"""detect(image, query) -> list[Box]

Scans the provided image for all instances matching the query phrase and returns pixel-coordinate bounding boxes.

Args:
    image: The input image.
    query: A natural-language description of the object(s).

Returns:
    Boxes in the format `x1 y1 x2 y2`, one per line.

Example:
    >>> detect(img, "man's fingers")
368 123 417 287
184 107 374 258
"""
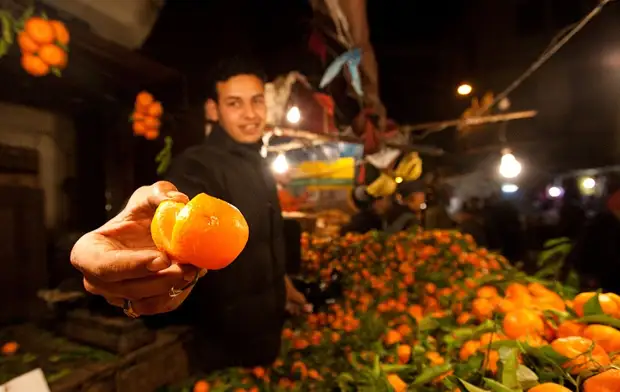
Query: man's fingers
105 295 183 316
83 265 190 300
76 240 171 283
147 181 189 211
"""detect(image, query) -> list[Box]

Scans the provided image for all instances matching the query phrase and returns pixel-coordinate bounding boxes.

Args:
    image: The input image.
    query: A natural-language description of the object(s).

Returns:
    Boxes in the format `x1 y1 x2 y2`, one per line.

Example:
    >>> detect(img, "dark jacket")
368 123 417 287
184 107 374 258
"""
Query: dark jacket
163 125 287 370
340 209 383 235
384 204 419 234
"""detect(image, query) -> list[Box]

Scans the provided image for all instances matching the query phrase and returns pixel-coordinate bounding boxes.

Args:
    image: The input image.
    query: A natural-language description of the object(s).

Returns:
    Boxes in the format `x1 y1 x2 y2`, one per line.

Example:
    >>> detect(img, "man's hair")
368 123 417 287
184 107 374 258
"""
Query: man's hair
205 56 267 101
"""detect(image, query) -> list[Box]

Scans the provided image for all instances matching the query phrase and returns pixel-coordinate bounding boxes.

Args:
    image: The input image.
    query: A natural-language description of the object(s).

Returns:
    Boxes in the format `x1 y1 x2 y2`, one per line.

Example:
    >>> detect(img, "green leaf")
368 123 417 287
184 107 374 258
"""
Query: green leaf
22 353 37 363
47 368 72 383
458 378 491 392
577 314 620 329
0 12 13 44
418 316 440 331
0 39 8 58
499 347 519 389
583 293 604 316
526 344 569 367
371 354 381 377
483 378 519 392
485 340 520 350
20 7 34 25
51 67 62 77
516 365 539 390
411 363 453 386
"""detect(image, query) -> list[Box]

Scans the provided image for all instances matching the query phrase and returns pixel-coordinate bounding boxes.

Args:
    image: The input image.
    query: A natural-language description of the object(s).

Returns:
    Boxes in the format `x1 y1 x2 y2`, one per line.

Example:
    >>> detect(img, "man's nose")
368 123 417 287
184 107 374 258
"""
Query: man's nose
242 102 259 119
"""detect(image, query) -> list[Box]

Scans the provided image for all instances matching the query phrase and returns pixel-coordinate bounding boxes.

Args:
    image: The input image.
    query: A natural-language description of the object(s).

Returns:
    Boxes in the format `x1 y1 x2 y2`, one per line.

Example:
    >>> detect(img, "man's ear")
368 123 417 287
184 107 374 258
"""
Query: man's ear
205 99 219 122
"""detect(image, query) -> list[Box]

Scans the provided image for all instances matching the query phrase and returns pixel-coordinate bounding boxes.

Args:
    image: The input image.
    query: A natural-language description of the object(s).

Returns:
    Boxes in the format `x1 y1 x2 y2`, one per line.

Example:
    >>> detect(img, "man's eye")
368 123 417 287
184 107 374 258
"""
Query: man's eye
253 97 265 104
228 101 240 107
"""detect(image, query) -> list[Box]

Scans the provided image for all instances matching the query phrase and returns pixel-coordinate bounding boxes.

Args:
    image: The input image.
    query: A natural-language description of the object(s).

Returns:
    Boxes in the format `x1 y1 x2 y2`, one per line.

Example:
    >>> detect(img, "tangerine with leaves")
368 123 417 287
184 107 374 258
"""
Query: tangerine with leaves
527 383 571 392
582 324 620 353
573 292 618 317
38 44 67 69
17 32 39 54
21 54 49 77
503 308 544 339
583 368 620 392
151 193 249 270
556 320 586 339
50 20 70 46
550 336 610 375
24 17 55 45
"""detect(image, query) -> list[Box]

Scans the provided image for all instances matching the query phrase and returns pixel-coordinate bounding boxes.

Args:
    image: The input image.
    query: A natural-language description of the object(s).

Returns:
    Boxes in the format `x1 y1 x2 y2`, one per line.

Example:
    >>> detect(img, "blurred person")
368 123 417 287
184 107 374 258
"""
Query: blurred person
453 203 488 247
341 186 392 234
71 57 310 372
482 193 524 262
425 183 454 230
557 179 586 240
384 180 426 233
562 190 620 293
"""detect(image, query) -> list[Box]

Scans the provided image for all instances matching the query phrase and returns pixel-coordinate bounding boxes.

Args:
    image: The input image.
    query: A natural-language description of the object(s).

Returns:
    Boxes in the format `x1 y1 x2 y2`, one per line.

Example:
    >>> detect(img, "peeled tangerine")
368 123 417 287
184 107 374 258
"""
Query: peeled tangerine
151 193 249 269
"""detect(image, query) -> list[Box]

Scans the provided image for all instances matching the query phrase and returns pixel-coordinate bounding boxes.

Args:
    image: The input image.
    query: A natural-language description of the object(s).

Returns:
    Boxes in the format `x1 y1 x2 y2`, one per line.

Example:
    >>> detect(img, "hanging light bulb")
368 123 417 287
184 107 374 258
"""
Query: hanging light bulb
272 153 289 174
457 83 473 96
498 149 522 179
286 106 301 124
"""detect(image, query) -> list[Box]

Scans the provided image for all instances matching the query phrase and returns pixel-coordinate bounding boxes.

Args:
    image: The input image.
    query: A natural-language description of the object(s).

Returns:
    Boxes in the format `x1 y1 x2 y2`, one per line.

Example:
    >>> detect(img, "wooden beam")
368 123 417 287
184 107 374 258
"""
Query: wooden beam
270 126 445 156
401 110 538 133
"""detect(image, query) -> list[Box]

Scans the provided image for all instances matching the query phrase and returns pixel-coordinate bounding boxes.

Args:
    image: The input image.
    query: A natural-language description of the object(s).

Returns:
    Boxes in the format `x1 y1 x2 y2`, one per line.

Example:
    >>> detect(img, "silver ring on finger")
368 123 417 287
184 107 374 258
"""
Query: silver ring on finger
123 299 139 318
169 271 200 298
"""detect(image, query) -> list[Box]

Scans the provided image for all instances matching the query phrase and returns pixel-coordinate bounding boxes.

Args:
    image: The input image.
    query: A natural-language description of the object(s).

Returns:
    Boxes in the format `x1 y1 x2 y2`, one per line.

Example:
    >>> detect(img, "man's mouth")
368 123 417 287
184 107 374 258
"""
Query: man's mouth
241 124 260 133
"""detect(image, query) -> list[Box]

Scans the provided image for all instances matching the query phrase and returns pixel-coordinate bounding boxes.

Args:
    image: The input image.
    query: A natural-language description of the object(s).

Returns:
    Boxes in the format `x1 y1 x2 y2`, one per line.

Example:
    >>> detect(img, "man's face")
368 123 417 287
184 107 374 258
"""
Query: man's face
406 192 426 211
206 74 266 144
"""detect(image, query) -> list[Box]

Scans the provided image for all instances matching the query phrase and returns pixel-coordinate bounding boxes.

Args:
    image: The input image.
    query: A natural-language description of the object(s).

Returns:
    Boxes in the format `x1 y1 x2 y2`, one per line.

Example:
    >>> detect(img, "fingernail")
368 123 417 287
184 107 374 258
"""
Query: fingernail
147 256 170 272
166 191 188 202
184 271 197 282
198 269 208 278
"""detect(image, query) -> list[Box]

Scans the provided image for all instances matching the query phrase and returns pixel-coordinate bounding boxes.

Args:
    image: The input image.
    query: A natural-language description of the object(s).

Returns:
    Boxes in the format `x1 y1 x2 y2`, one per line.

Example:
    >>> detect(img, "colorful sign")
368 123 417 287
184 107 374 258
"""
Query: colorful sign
291 157 355 190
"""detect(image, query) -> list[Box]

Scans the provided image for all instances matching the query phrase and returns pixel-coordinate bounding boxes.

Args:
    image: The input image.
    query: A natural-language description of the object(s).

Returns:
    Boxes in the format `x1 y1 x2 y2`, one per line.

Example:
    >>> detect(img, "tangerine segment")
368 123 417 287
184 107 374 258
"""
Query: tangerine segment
151 200 185 254
151 193 249 270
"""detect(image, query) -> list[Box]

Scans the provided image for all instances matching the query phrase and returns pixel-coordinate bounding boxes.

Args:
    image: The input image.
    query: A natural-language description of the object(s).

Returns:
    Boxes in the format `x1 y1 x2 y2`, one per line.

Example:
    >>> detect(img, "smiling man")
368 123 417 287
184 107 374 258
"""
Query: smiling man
162 57 310 371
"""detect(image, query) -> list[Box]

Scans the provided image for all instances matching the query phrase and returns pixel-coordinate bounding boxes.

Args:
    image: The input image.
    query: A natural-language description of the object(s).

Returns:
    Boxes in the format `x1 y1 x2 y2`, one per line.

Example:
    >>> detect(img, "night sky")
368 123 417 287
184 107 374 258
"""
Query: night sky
141 0 470 124
140 0 620 174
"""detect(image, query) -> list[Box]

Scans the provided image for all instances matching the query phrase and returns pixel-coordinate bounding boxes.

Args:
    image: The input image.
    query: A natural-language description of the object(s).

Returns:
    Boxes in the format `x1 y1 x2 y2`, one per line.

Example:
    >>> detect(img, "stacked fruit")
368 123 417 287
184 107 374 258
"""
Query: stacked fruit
17 15 69 77
181 229 620 392
131 91 163 140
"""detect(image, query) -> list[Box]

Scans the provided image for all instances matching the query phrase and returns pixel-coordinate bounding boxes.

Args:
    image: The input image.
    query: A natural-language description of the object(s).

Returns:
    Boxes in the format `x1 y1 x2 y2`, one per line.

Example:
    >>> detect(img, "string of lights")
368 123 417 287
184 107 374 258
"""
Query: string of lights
408 0 614 138
477 0 614 117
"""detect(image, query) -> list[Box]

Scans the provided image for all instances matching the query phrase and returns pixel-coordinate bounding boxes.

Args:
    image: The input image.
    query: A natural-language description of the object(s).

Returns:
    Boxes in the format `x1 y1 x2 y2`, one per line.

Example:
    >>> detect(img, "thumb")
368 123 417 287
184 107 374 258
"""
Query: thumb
121 181 189 220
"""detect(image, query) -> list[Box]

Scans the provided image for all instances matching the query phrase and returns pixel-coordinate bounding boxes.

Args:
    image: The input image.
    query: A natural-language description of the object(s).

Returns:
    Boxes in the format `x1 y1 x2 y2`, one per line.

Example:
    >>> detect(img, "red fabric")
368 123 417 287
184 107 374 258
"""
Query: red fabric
308 30 327 64
313 93 334 116
607 190 620 212
357 164 366 185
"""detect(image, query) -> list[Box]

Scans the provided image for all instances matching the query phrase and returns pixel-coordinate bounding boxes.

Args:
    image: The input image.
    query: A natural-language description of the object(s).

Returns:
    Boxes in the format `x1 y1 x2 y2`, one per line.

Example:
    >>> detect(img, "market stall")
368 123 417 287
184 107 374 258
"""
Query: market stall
178 229 618 391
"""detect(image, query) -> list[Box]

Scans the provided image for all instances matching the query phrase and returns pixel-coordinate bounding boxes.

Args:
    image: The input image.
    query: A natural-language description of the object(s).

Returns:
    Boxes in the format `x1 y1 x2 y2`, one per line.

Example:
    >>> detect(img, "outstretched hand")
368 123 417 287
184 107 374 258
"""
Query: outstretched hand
70 181 205 316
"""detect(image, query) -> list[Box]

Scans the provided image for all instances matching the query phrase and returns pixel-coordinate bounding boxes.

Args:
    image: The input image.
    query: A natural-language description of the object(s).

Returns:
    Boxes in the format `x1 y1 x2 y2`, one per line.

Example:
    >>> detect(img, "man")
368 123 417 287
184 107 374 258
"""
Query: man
384 180 425 233
341 185 392 234
72 57 308 371
563 190 620 293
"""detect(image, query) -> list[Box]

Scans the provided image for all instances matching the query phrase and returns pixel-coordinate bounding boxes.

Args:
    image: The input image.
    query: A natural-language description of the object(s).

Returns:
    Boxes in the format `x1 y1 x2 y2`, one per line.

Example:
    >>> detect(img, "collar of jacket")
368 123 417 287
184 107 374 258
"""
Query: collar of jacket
205 124 264 160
